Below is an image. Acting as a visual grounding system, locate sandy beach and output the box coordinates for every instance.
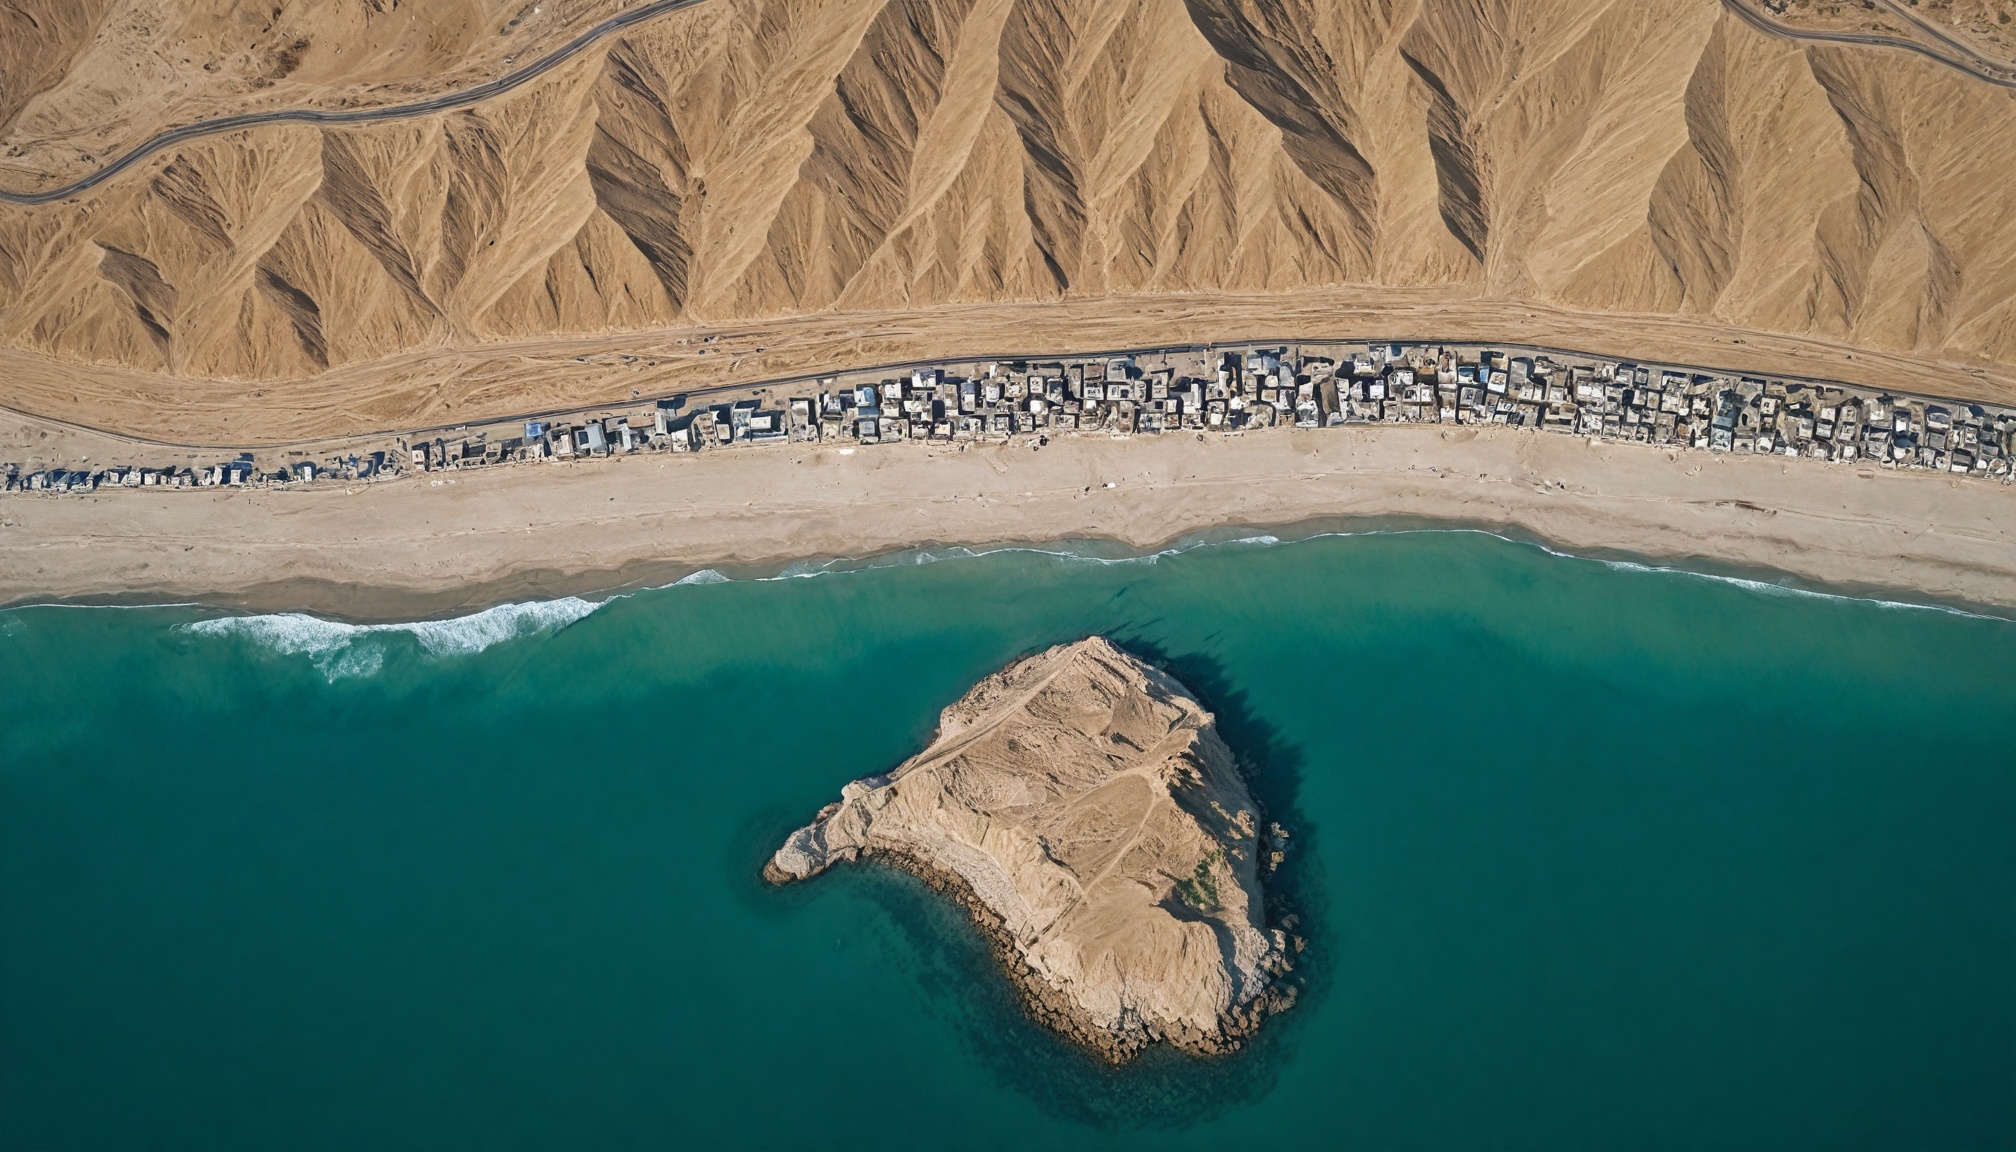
[2,424,2011,620]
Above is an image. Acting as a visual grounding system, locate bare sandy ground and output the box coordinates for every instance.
[6,290,2014,448]
[0,0,636,193]
[14,0,2016,403]
[2,425,2010,620]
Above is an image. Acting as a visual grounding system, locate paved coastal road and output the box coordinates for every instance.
[0,0,711,207]
[3,0,2013,206]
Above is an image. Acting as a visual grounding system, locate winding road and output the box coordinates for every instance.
[0,0,2013,207]
[1869,0,2016,78]
[1718,0,2016,89]
[0,0,710,207]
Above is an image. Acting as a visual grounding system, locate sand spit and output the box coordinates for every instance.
[766,637,1294,1061]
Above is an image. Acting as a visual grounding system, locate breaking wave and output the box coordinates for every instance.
[1516,540,2009,622]
[168,526,2010,683]
[733,529,2005,622]
[750,535,1289,582]
[184,596,602,681]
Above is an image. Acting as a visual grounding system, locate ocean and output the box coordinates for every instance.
[2,530,2011,1150]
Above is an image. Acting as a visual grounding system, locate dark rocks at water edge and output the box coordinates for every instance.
[765,637,1299,1062]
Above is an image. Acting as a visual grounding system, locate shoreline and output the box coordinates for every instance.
[786,845,1158,1064]
[16,518,2007,626]
[2,426,2012,622]
[773,840,1286,1065]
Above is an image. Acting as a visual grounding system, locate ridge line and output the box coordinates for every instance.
[0,0,714,207]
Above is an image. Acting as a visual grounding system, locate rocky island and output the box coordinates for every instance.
[765,637,1294,1061]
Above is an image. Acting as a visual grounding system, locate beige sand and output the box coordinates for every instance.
[10,0,2016,403]
[5,290,2014,448]
[2,424,2010,619]
[1766,0,2016,70]
[768,637,1285,1061]
[0,0,635,193]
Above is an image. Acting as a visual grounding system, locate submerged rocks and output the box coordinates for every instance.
[766,637,1294,1061]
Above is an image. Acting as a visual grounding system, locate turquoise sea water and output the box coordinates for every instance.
[2,531,2013,1150]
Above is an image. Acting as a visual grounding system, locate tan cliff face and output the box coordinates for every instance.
[766,636,1292,1059]
[4,0,2016,387]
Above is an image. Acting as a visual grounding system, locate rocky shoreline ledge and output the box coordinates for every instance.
[764,637,1298,1061]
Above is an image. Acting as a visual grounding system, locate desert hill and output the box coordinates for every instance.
[0,0,635,193]
[3,0,2016,418]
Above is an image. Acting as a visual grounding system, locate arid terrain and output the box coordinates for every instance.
[4,0,2016,447]
[767,635,1290,1060]
[1907,0,2016,63]
[0,0,637,193]
[1762,0,2016,71]
[6,291,2011,447]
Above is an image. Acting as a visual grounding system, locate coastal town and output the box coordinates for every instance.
[6,342,2015,493]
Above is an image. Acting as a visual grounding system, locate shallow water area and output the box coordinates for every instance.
[2,531,2012,1150]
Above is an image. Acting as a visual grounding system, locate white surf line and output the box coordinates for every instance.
[180,596,602,681]
[718,528,2016,624]
[163,562,739,680]
[18,527,2002,681]
[1346,526,2016,624]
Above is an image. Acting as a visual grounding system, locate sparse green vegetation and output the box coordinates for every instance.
[1173,850,1223,912]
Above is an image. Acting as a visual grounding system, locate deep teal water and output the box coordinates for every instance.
[2,531,2013,1151]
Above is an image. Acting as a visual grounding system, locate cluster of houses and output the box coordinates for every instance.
[406,346,2015,479]
[7,344,2014,492]
[1,451,389,494]
[1316,346,2016,474]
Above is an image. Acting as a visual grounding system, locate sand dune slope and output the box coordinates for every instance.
[4,0,2016,385]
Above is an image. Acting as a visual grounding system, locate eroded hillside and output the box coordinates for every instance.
[0,0,634,192]
[3,0,2016,391]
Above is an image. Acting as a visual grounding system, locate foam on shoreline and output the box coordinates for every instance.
[17,528,1999,683]
[182,596,602,680]
[740,530,2015,623]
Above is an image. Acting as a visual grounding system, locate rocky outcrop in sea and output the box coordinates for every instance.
[765,637,1295,1061]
